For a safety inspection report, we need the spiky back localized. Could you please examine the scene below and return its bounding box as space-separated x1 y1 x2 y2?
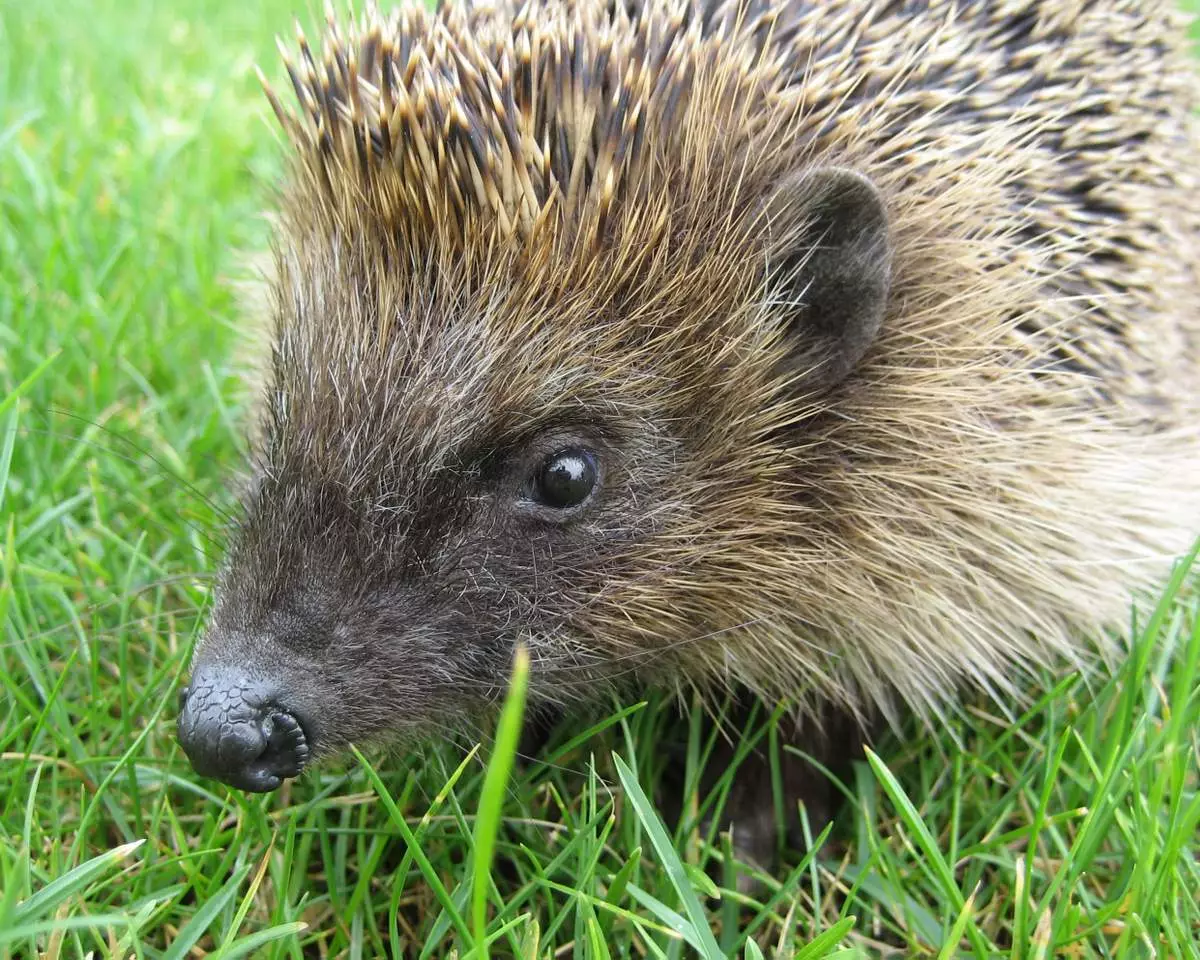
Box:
254 0 1200 717
265 0 790 251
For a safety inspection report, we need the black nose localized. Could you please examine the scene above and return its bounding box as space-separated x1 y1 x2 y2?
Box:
176 666 310 792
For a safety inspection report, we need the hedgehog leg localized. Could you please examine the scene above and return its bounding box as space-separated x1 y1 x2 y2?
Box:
662 698 875 891
723 705 872 890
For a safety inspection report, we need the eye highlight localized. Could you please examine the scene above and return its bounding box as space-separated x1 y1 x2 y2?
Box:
529 448 599 510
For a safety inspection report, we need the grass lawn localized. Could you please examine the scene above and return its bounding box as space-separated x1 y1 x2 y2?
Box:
1 0 1198 956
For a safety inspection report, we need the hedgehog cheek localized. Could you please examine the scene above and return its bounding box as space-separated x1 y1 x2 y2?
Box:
762 166 893 389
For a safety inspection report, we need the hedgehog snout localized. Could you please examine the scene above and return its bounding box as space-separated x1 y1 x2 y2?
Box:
177 665 311 793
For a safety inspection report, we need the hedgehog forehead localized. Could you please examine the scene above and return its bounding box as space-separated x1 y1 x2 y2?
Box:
268 186 768 425
265 304 602 467
260 266 759 509
267 297 667 449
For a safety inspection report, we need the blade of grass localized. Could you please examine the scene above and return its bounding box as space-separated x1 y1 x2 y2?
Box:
11 839 145 927
470 644 530 960
864 747 993 957
212 922 309 960
792 916 857 960
351 746 475 952
612 752 724 959
162 861 253 960
210 832 277 960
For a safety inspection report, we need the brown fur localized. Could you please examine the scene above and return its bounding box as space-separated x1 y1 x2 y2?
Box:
190 0 1200 834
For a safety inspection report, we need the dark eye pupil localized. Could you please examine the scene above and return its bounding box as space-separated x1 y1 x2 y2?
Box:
535 449 597 509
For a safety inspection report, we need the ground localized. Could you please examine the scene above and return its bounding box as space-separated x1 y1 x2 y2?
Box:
0 0 1198 957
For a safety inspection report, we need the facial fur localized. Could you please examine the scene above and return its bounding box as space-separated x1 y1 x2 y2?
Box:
183 0 1200 777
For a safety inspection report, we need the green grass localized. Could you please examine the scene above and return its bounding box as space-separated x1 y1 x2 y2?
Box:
1 0 1199 956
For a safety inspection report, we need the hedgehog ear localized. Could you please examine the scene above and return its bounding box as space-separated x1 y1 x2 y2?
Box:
762 167 892 389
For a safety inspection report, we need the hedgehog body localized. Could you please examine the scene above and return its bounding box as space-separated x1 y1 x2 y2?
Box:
177 0 1200 798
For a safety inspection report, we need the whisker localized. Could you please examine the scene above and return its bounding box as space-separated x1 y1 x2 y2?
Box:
36 407 239 524
13 425 232 552
9 576 213 649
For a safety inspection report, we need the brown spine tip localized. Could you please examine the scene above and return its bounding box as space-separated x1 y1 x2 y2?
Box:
256 64 293 135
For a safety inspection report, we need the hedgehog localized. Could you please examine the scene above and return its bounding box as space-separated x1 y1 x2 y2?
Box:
176 0 1200 867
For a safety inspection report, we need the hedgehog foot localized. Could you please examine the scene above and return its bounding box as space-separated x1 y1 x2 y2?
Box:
661 698 875 894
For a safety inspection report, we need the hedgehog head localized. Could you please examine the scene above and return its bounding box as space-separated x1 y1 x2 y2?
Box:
177 1 893 790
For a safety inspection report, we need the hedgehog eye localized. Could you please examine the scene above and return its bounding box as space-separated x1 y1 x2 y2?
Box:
529 448 598 510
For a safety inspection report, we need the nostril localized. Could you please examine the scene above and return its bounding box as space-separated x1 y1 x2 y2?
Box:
175 666 310 793
258 711 311 777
